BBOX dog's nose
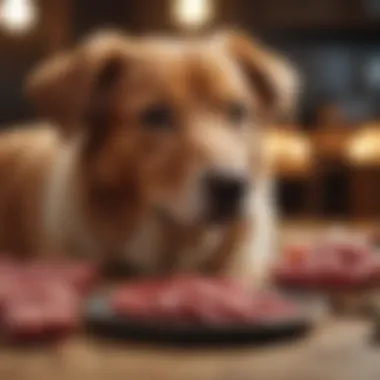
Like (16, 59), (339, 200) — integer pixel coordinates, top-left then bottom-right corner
(204, 173), (248, 222)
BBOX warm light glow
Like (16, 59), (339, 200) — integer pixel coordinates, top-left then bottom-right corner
(264, 130), (312, 170)
(0, 0), (37, 34)
(173, 0), (213, 29)
(289, 137), (311, 162)
(347, 125), (380, 165)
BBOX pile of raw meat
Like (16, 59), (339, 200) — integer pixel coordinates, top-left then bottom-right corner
(0, 258), (98, 343)
(0, 263), (303, 343)
(273, 242), (380, 290)
(112, 276), (299, 326)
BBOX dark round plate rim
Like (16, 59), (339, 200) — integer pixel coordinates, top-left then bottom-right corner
(84, 293), (313, 345)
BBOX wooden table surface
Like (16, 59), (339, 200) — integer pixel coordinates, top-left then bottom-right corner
(0, 318), (379, 380)
(1, 221), (380, 380)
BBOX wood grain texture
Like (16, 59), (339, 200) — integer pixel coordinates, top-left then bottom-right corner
(0, 319), (378, 380)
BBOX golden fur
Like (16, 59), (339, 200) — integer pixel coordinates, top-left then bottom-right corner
(0, 30), (298, 285)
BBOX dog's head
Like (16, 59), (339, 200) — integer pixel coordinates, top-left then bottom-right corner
(27, 30), (298, 244)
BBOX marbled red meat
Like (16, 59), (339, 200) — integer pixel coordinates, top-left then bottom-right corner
(112, 276), (298, 326)
(0, 259), (98, 343)
(274, 242), (379, 289)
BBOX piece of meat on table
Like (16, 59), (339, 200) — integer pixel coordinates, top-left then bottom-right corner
(0, 259), (99, 343)
(2, 280), (79, 343)
(274, 242), (378, 290)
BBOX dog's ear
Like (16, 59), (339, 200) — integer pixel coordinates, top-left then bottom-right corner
(220, 30), (300, 122)
(26, 31), (129, 138)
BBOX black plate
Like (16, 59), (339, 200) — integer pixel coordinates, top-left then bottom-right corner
(84, 294), (313, 347)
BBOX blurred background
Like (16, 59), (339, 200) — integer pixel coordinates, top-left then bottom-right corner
(2, 0), (380, 224)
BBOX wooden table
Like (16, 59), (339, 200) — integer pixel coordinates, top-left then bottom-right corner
(0, 318), (379, 380)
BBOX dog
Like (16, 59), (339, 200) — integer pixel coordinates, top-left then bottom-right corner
(0, 30), (298, 286)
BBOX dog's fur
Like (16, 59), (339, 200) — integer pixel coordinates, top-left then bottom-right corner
(0, 31), (298, 286)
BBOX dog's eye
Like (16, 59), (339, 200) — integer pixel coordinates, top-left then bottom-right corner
(141, 105), (173, 130)
(227, 102), (249, 125)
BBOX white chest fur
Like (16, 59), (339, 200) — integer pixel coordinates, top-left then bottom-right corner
(43, 138), (100, 257)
